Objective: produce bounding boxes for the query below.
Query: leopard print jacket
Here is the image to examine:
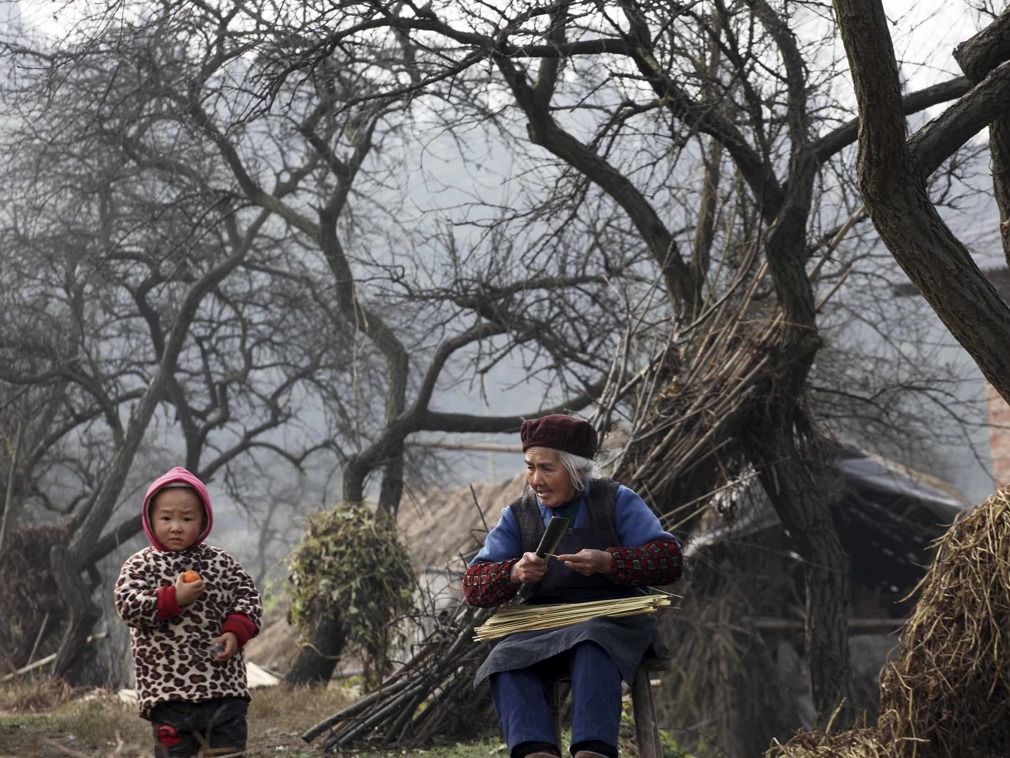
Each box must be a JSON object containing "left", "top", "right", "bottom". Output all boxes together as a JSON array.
[{"left": 114, "top": 543, "right": 262, "bottom": 718}]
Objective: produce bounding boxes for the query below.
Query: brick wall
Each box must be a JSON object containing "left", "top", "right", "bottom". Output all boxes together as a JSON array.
[{"left": 986, "top": 382, "right": 1010, "bottom": 486}]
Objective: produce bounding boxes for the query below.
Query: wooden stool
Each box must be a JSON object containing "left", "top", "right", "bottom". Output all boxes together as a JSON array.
[{"left": 551, "top": 657, "right": 667, "bottom": 758}]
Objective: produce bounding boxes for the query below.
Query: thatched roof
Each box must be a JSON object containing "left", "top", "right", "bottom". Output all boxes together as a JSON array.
[
  {"left": 397, "top": 472, "right": 523, "bottom": 572},
  {"left": 686, "top": 446, "right": 966, "bottom": 600}
]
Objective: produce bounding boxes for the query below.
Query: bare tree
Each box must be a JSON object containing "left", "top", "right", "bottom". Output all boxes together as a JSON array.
[
  {"left": 834, "top": 2, "right": 1010, "bottom": 402},
  {"left": 0, "top": 33, "right": 348, "bottom": 677},
  {"left": 3, "top": 0, "right": 995, "bottom": 723},
  {"left": 238, "top": 0, "right": 981, "bottom": 722}
]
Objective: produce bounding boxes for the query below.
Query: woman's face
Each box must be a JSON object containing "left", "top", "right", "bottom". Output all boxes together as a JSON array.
[{"left": 524, "top": 447, "right": 577, "bottom": 507}]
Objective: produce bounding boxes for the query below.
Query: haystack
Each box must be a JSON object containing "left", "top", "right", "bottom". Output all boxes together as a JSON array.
[{"left": 769, "top": 486, "right": 1010, "bottom": 757}]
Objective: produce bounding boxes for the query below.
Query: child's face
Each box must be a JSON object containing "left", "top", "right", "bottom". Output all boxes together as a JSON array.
[{"left": 151, "top": 488, "right": 204, "bottom": 551}]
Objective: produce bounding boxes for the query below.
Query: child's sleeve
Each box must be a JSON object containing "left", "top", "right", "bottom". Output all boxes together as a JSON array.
[
  {"left": 114, "top": 553, "right": 172, "bottom": 628},
  {"left": 220, "top": 555, "right": 262, "bottom": 648}
]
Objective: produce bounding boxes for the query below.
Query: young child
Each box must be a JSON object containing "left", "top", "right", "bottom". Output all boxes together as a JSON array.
[{"left": 114, "top": 466, "right": 262, "bottom": 757}]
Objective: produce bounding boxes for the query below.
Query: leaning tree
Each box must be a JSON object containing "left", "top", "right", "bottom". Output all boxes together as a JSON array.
[
  {"left": 4, "top": 2, "right": 1002, "bottom": 727},
  {"left": 243, "top": 0, "right": 984, "bottom": 727}
]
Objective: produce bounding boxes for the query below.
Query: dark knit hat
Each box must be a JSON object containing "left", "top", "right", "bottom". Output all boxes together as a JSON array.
[{"left": 520, "top": 414, "right": 597, "bottom": 459}]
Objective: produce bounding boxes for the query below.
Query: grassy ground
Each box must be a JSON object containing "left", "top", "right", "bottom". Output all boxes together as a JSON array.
[
  {"left": 0, "top": 678, "right": 509, "bottom": 757},
  {"left": 0, "top": 678, "right": 693, "bottom": 757}
]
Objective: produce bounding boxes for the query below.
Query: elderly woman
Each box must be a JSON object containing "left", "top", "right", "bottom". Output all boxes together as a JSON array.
[{"left": 463, "top": 414, "right": 683, "bottom": 758}]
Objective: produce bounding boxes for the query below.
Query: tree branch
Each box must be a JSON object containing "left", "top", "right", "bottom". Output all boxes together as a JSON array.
[{"left": 834, "top": 0, "right": 1010, "bottom": 404}]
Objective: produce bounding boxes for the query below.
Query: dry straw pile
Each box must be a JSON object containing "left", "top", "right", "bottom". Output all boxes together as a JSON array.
[{"left": 769, "top": 487, "right": 1010, "bottom": 757}]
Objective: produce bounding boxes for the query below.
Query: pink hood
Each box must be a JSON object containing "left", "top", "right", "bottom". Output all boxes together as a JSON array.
[{"left": 141, "top": 467, "right": 213, "bottom": 551}]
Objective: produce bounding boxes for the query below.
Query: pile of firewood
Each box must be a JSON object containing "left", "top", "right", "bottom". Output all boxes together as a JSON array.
[{"left": 302, "top": 603, "right": 494, "bottom": 751}]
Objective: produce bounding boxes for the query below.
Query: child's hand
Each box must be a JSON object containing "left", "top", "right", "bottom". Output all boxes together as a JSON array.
[
  {"left": 174, "top": 572, "right": 205, "bottom": 606},
  {"left": 211, "top": 632, "right": 239, "bottom": 663}
]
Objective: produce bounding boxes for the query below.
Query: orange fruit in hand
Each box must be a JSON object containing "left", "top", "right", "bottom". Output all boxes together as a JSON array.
[{"left": 182, "top": 569, "right": 200, "bottom": 583}]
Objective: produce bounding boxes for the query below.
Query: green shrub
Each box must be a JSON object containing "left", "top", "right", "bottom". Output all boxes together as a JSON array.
[{"left": 287, "top": 503, "right": 414, "bottom": 686}]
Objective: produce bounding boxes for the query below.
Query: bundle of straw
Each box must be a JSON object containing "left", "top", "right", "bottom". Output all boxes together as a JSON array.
[
  {"left": 766, "top": 728, "right": 888, "bottom": 757},
  {"left": 473, "top": 594, "right": 673, "bottom": 641},
  {"left": 768, "top": 487, "right": 1010, "bottom": 757},
  {"left": 874, "top": 487, "right": 1010, "bottom": 756}
]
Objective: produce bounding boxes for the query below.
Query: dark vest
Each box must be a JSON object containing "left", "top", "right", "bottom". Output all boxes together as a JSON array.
[{"left": 510, "top": 478, "right": 640, "bottom": 604}]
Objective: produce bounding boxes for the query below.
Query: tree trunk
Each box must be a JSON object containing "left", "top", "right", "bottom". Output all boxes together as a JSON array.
[
  {"left": 49, "top": 543, "right": 101, "bottom": 681},
  {"left": 834, "top": 0, "right": 1010, "bottom": 404},
  {"left": 748, "top": 421, "right": 854, "bottom": 726},
  {"left": 989, "top": 120, "right": 1010, "bottom": 265},
  {"left": 377, "top": 443, "right": 405, "bottom": 516},
  {"left": 285, "top": 615, "right": 347, "bottom": 686}
]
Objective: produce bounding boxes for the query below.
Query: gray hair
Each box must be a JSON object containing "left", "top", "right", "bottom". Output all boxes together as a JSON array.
[
  {"left": 524, "top": 448, "right": 596, "bottom": 495},
  {"left": 557, "top": 450, "right": 595, "bottom": 493}
]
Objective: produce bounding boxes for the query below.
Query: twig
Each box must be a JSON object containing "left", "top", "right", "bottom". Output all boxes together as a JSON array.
[
  {"left": 469, "top": 484, "right": 489, "bottom": 534},
  {"left": 0, "top": 420, "right": 24, "bottom": 559},
  {"left": 0, "top": 632, "right": 106, "bottom": 682},
  {"left": 25, "top": 612, "right": 49, "bottom": 668}
]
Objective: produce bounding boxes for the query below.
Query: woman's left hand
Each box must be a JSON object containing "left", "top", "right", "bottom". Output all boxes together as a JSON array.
[{"left": 555, "top": 548, "right": 612, "bottom": 576}]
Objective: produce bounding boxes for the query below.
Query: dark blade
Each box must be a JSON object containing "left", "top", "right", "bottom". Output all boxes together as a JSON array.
[
  {"left": 516, "top": 516, "right": 569, "bottom": 603},
  {"left": 535, "top": 515, "right": 570, "bottom": 557}
]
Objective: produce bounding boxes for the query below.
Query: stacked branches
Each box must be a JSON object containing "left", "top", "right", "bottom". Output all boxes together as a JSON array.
[
  {"left": 769, "top": 487, "right": 1010, "bottom": 757},
  {"left": 0, "top": 522, "right": 71, "bottom": 672},
  {"left": 473, "top": 595, "right": 673, "bottom": 641},
  {"left": 302, "top": 603, "right": 495, "bottom": 751},
  {"left": 656, "top": 523, "right": 808, "bottom": 755},
  {"left": 607, "top": 257, "right": 788, "bottom": 532}
]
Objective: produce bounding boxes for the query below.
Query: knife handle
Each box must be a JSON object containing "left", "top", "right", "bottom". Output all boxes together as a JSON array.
[
  {"left": 515, "top": 550, "right": 550, "bottom": 602},
  {"left": 516, "top": 580, "right": 537, "bottom": 602}
]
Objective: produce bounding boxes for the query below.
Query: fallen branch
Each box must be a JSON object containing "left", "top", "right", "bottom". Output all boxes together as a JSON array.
[{"left": 0, "top": 632, "right": 107, "bottom": 682}]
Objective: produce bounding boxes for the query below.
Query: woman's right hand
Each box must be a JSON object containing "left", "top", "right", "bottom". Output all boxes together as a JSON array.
[
  {"left": 510, "top": 552, "right": 548, "bottom": 584},
  {"left": 174, "top": 573, "right": 205, "bottom": 606}
]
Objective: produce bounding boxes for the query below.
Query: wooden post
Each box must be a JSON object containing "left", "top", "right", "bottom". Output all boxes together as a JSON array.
[{"left": 632, "top": 663, "right": 663, "bottom": 758}]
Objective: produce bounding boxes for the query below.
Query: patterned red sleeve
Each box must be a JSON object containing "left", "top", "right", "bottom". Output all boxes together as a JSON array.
[
  {"left": 607, "top": 539, "right": 683, "bottom": 586},
  {"left": 462, "top": 559, "right": 520, "bottom": 607}
]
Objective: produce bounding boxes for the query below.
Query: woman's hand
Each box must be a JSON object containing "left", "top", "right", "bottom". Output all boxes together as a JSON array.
[
  {"left": 556, "top": 548, "right": 612, "bottom": 576},
  {"left": 510, "top": 552, "right": 549, "bottom": 584}
]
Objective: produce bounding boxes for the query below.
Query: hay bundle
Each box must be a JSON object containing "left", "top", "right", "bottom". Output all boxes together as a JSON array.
[
  {"left": 875, "top": 487, "right": 1010, "bottom": 756},
  {"left": 766, "top": 727, "right": 888, "bottom": 757},
  {"left": 769, "top": 487, "right": 1010, "bottom": 757},
  {"left": 473, "top": 594, "right": 672, "bottom": 641}
]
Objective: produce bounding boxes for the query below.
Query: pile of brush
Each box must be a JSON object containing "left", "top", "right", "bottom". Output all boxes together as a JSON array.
[
  {"left": 301, "top": 602, "right": 495, "bottom": 751},
  {"left": 768, "top": 487, "right": 1010, "bottom": 757}
]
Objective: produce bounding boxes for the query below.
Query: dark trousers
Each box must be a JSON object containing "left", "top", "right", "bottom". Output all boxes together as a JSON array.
[
  {"left": 149, "top": 696, "right": 248, "bottom": 757},
  {"left": 490, "top": 641, "right": 622, "bottom": 757}
]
